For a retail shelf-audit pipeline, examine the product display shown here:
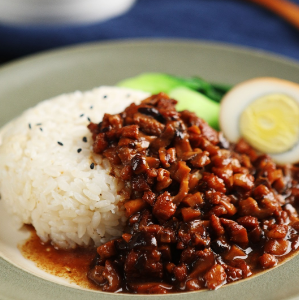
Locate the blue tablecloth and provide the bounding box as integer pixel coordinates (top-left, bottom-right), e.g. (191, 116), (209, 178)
(1, 0), (299, 62)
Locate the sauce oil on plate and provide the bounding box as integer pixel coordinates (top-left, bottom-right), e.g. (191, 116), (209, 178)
(19, 226), (97, 290)
(18, 225), (299, 294)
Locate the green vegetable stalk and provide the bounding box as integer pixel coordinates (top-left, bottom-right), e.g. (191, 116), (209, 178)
(117, 72), (231, 130)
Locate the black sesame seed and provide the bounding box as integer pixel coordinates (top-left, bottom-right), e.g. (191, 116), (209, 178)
(103, 95), (107, 99)
(39, 128), (43, 132)
(90, 163), (95, 169)
(80, 113), (84, 117)
(90, 105), (93, 109)
(77, 148), (82, 153)
(36, 123), (42, 126)
(87, 117), (91, 122)
(83, 137), (87, 142)
(57, 141), (63, 146)
(28, 123), (31, 129)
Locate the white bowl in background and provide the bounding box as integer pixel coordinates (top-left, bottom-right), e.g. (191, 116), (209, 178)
(0, 0), (137, 25)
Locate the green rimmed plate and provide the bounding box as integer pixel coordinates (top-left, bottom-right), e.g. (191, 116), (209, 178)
(1, 39), (299, 300)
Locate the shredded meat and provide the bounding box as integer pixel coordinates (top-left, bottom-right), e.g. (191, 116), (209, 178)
(87, 93), (299, 294)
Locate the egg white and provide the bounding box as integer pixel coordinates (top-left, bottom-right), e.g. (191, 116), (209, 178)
(219, 77), (299, 164)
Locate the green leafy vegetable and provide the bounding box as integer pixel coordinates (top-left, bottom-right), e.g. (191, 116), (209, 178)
(117, 72), (231, 102)
(117, 72), (229, 130)
(169, 87), (220, 130)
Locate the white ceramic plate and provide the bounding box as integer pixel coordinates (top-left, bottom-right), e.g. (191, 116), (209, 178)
(1, 39), (299, 300)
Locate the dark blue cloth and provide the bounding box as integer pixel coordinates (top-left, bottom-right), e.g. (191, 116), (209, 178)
(1, 0), (299, 62)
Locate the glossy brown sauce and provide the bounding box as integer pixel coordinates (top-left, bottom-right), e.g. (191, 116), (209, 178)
(19, 226), (97, 290)
(18, 93), (299, 294)
(19, 224), (299, 293)
(86, 93), (299, 293)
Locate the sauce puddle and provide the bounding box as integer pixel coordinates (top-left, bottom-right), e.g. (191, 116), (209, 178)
(19, 226), (97, 290)
(18, 226), (299, 294)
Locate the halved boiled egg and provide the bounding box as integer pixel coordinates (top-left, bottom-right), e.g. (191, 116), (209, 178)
(219, 77), (299, 164)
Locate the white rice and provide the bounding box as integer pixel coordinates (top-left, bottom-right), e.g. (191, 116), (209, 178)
(0, 86), (149, 249)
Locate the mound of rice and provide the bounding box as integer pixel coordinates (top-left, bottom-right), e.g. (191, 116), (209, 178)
(0, 86), (149, 249)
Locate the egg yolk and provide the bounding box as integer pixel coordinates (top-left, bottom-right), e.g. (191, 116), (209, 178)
(239, 94), (299, 154)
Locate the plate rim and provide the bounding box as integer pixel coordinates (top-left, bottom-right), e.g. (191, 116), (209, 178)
(1, 38), (299, 300)
(1, 38), (299, 73)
